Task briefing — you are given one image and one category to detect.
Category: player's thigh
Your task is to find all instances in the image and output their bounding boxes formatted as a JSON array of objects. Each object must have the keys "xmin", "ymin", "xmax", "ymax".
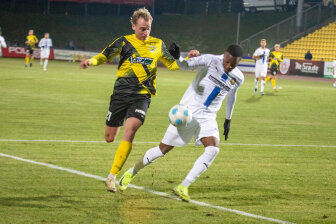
[
  {"xmin": 195, "ymin": 118, "xmax": 219, "ymax": 146},
  {"xmin": 41, "ymin": 50, "xmax": 50, "ymax": 59},
  {"xmin": 122, "ymin": 117, "xmax": 143, "ymax": 142},
  {"xmin": 255, "ymin": 66, "xmax": 261, "ymax": 78},
  {"xmin": 260, "ymin": 67, "xmax": 268, "ymax": 78},
  {"xmin": 161, "ymin": 119, "xmax": 199, "ymax": 147},
  {"xmin": 105, "ymin": 93, "xmax": 129, "ymax": 128},
  {"xmin": 126, "ymin": 94, "xmax": 151, "ymax": 125}
]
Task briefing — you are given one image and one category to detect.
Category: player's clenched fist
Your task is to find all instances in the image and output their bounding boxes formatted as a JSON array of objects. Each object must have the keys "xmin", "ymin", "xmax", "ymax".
[
  {"xmin": 80, "ymin": 59, "xmax": 91, "ymax": 69},
  {"xmin": 188, "ymin": 50, "xmax": 200, "ymax": 58}
]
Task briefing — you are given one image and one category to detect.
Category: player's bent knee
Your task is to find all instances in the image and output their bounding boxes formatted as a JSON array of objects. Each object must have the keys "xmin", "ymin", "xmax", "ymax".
[
  {"xmin": 105, "ymin": 134, "xmax": 116, "ymax": 143},
  {"xmin": 159, "ymin": 142, "xmax": 174, "ymax": 154}
]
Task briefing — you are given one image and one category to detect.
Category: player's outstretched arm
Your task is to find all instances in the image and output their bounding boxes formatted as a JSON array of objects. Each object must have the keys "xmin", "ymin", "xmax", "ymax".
[{"xmin": 169, "ymin": 42, "xmax": 208, "ymax": 70}]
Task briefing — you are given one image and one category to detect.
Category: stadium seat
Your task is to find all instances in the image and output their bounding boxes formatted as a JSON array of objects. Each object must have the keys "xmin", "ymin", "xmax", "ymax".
[{"xmin": 283, "ymin": 21, "xmax": 336, "ymax": 61}]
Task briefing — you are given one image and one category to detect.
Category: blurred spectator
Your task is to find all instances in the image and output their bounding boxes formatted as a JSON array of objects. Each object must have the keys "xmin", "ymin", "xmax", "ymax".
[
  {"xmin": 68, "ymin": 41, "xmax": 75, "ymax": 50},
  {"xmin": 0, "ymin": 30, "xmax": 7, "ymax": 57},
  {"xmin": 305, "ymin": 50, "xmax": 312, "ymax": 60}
]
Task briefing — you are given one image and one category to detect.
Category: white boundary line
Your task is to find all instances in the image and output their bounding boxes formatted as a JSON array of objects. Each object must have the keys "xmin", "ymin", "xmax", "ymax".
[
  {"xmin": 0, "ymin": 152, "xmax": 293, "ymax": 224},
  {"xmin": 0, "ymin": 139, "xmax": 335, "ymax": 148}
]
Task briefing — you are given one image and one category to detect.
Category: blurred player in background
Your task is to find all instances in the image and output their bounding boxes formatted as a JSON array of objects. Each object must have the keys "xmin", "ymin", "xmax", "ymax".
[
  {"xmin": 118, "ymin": 43, "xmax": 244, "ymax": 202},
  {"xmin": 80, "ymin": 8, "xmax": 198, "ymax": 193},
  {"xmin": 25, "ymin": 29, "xmax": 38, "ymax": 67},
  {"xmin": 253, "ymin": 39, "xmax": 270, "ymax": 95},
  {"xmin": 266, "ymin": 44, "xmax": 283, "ymax": 92},
  {"xmin": 0, "ymin": 30, "xmax": 7, "ymax": 57},
  {"xmin": 333, "ymin": 55, "xmax": 336, "ymax": 88},
  {"xmin": 39, "ymin": 33, "xmax": 53, "ymax": 71}
]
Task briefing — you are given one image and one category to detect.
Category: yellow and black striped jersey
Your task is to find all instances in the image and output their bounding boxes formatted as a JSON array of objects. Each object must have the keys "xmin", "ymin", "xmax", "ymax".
[
  {"xmin": 269, "ymin": 51, "xmax": 283, "ymax": 69},
  {"xmin": 26, "ymin": 35, "xmax": 38, "ymax": 49},
  {"xmin": 90, "ymin": 34, "xmax": 179, "ymax": 96}
]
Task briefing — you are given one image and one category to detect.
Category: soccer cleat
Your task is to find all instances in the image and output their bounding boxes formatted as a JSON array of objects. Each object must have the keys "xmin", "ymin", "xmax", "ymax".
[
  {"xmin": 173, "ymin": 185, "xmax": 190, "ymax": 202},
  {"xmin": 105, "ymin": 177, "xmax": 117, "ymax": 192},
  {"xmin": 273, "ymin": 88, "xmax": 278, "ymax": 92},
  {"xmin": 260, "ymin": 92, "xmax": 264, "ymax": 96},
  {"xmin": 254, "ymin": 88, "xmax": 257, "ymax": 94},
  {"xmin": 118, "ymin": 170, "xmax": 134, "ymax": 191}
]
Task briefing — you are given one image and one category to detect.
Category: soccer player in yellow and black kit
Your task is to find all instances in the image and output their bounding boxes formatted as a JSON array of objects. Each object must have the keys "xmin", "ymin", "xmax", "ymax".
[
  {"xmin": 25, "ymin": 29, "xmax": 38, "ymax": 67},
  {"xmin": 266, "ymin": 44, "xmax": 283, "ymax": 91},
  {"xmin": 80, "ymin": 8, "xmax": 199, "ymax": 192}
]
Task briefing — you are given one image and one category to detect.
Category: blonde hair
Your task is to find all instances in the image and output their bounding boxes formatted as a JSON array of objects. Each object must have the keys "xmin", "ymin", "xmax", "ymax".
[
  {"xmin": 130, "ymin": 8, "xmax": 153, "ymax": 25},
  {"xmin": 274, "ymin": 44, "xmax": 280, "ymax": 48}
]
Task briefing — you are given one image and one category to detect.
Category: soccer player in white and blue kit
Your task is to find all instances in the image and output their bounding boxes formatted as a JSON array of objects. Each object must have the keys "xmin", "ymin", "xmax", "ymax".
[
  {"xmin": 117, "ymin": 44, "xmax": 244, "ymax": 201},
  {"xmin": 38, "ymin": 33, "xmax": 53, "ymax": 71},
  {"xmin": 253, "ymin": 39, "xmax": 270, "ymax": 95}
]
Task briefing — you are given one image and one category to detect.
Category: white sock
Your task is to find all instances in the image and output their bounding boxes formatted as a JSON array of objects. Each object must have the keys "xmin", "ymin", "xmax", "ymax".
[
  {"xmin": 254, "ymin": 79, "xmax": 258, "ymax": 90},
  {"xmin": 129, "ymin": 146, "xmax": 164, "ymax": 176},
  {"xmin": 261, "ymin": 80, "xmax": 266, "ymax": 92},
  {"xmin": 43, "ymin": 60, "xmax": 48, "ymax": 70},
  {"xmin": 181, "ymin": 146, "xmax": 219, "ymax": 188},
  {"xmin": 108, "ymin": 173, "xmax": 116, "ymax": 180}
]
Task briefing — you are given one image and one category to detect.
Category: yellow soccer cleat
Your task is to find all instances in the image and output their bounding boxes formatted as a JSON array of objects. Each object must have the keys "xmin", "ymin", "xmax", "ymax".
[
  {"xmin": 105, "ymin": 177, "xmax": 117, "ymax": 193},
  {"xmin": 118, "ymin": 170, "xmax": 134, "ymax": 191},
  {"xmin": 173, "ymin": 185, "xmax": 190, "ymax": 202}
]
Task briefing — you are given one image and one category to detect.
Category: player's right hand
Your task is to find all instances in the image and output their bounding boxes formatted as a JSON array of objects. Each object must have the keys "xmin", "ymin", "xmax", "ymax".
[
  {"xmin": 169, "ymin": 42, "xmax": 181, "ymax": 60},
  {"xmin": 80, "ymin": 59, "xmax": 91, "ymax": 69},
  {"xmin": 223, "ymin": 119, "xmax": 231, "ymax": 141}
]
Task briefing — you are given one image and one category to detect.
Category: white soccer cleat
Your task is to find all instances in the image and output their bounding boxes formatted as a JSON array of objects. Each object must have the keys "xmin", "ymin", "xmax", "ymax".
[{"xmin": 105, "ymin": 177, "xmax": 117, "ymax": 192}]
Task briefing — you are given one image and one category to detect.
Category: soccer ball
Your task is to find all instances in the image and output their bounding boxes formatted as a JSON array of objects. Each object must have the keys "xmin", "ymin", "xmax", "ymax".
[{"xmin": 168, "ymin": 104, "xmax": 192, "ymax": 127}]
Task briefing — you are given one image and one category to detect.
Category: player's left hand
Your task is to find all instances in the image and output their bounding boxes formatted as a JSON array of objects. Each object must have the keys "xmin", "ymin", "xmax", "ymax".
[
  {"xmin": 187, "ymin": 50, "xmax": 200, "ymax": 58},
  {"xmin": 169, "ymin": 42, "xmax": 181, "ymax": 59},
  {"xmin": 223, "ymin": 119, "xmax": 231, "ymax": 141}
]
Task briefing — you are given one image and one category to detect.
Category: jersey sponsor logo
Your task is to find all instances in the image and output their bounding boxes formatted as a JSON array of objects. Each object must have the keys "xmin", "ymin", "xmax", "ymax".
[
  {"xmin": 135, "ymin": 109, "xmax": 146, "ymax": 116},
  {"xmin": 208, "ymin": 75, "xmax": 233, "ymax": 92},
  {"xmin": 149, "ymin": 45, "xmax": 156, "ymax": 52},
  {"xmin": 129, "ymin": 56, "xmax": 153, "ymax": 65}
]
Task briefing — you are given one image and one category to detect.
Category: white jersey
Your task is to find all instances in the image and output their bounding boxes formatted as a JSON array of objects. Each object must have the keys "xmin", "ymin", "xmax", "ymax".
[
  {"xmin": 0, "ymin": 35, "xmax": 7, "ymax": 56},
  {"xmin": 177, "ymin": 54, "xmax": 244, "ymax": 120},
  {"xmin": 253, "ymin": 47, "xmax": 270, "ymax": 68},
  {"xmin": 333, "ymin": 60, "xmax": 336, "ymax": 77},
  {"xmin": 39, "ymin": 38, "xmax": 52, "ymax": 50}
]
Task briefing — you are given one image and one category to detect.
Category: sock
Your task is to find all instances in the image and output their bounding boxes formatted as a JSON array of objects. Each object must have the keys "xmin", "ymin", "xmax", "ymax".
[
  {"xmin": 43, "ymin": 60, "xmax": 48, "ymax": 70},
  {"xmin": 261, "ymin": 80, "xmax": 266, "ymax": 92},
  {"xmin": 181, "ymin": 146, "xmax": 219, "ymax": 188},
  {"xmin": 265, "ymin": 76, "xmax": 271, "ymax": 82},
  {"xmin": 30, "ymin": 57, "xmax": 34, "ymax": 63},
  {"xmin": 25, "ymin": 57, "xmax": 29, "ymax": 65},
  {"xmin": 129, "ymin": 146, "xmax": 164, "ymax": 176},
  {"xmin": 254, "ymin": 79, "xmax": 258, "ymax": 90},
  {"xmin": 108, "ymin": 173, "xmax": 116, "ymax": 180},
  {"xmin": 272, "ymin": 79, "xmax": 276, "ymax": 88},
  {"xmin": 110, "ymin": 140, "xmax": 133, "ymax": 176}
]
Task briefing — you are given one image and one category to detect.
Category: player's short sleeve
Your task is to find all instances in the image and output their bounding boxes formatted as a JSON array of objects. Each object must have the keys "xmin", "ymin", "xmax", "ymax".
[{"xmin": 253, "ymin": 49, "xmax": 259, "ymax": 56}]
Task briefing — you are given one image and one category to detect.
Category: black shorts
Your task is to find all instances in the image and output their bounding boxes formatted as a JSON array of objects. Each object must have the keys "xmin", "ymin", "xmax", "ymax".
[
  {"xmin": 270, "ymin": 63, "xmax": 278, "ymax": 75},
  {"xmin": 106, "ymin": 93, "xmax": 151, "ymax": 127},
  {"xmin": 26, "ymin": 47, "xmax": 34, "ymax": 55}
]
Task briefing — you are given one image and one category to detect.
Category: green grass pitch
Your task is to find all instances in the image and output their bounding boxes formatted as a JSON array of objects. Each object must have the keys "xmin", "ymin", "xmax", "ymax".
[{"xmin": 0, "ymin": 58, "xmax": 336, "ymax": 223}]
